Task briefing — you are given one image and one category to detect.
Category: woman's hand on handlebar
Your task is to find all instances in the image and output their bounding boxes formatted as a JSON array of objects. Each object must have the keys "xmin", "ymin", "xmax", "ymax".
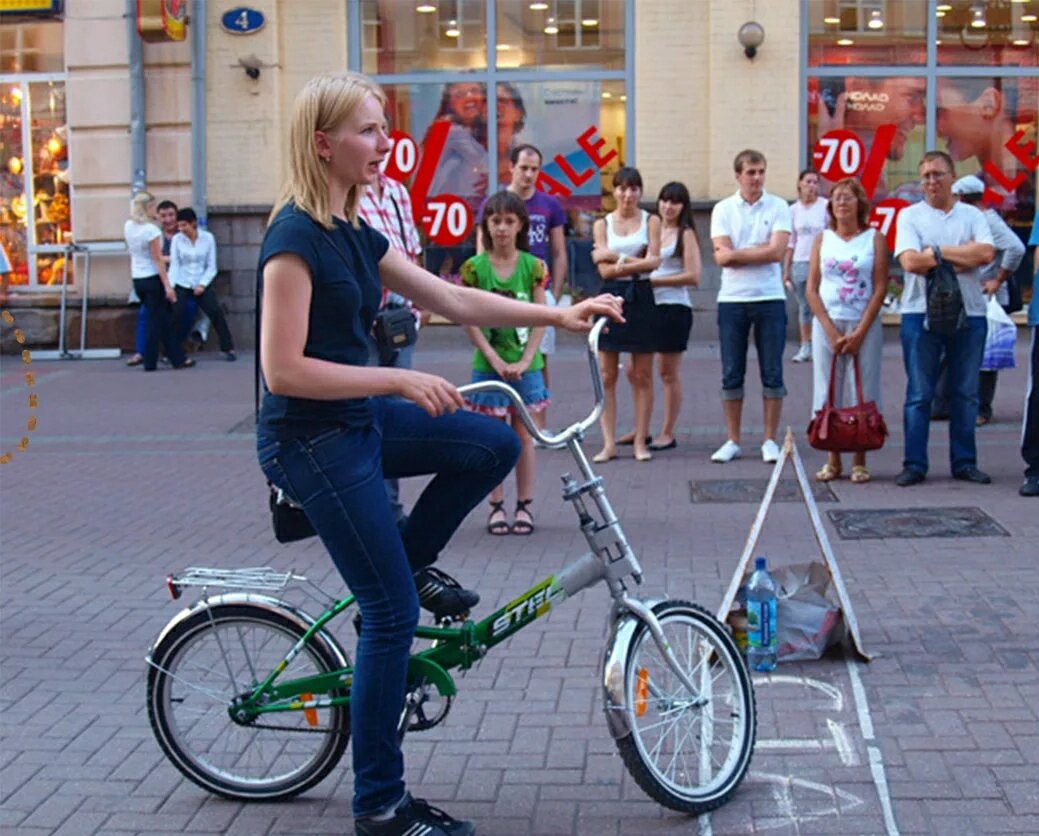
[
  {"xmin": 396, "ymin": 370, "xmax": 465, "ymax": 417},
  {"xmin": 557, "ymin": 293, "xmax": 625, "ymax": 333}
]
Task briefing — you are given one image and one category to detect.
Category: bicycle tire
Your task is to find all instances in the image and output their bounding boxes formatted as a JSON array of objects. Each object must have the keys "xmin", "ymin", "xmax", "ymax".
[
  {"xmin": 147, "ymin": 603, "xmax": 350, "ymax": 801},
  {"xmin": 615, "ymin": 600, "xmax": 756, "ymax": 814}
]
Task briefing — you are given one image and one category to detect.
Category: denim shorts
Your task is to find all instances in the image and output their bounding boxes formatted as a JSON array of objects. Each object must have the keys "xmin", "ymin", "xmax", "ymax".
[
  {"xmin": 465, "ymin": 368, "xmax": 550, "ymax": 417},
  {"xmin": 717, "ymin": 299, "xmax": 787, "ymax": 400}
]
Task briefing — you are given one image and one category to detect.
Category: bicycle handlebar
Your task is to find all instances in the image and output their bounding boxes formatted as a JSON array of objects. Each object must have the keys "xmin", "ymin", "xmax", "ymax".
[{"xmin": 457, "ymin": 316, "xmax": 609, "ymax": 449}]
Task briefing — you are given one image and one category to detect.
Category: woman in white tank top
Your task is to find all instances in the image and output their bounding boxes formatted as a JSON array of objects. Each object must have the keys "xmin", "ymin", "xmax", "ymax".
[
  {"xmin": 805, "ymin": 177, "xmax": 888, "ymax": 484},
  {"xmin": 644, "ymin": 181, "xmax": 701, "ymax": 451},
  {"xmin": 590, "ymin": 167, "xmax": 661, "ymax": 463}
]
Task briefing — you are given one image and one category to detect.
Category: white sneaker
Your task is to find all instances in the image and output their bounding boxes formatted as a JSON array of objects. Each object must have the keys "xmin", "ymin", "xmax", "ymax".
[
  {"xmin": 711, "ymin": 440, "xmax": 742, "ymax": 463},
  {"xmin": 791, "ymin": 344, "xmax": 811, "ymax": 363},
  {"xmin": 761, "ymin": 439, "xmax": 781, "ymax": 463}
]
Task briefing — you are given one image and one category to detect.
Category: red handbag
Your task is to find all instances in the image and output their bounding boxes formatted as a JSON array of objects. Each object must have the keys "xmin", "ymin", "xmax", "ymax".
[{"xmin": 806, "ymin": 353, "xmax": 888, "ymax": 453}]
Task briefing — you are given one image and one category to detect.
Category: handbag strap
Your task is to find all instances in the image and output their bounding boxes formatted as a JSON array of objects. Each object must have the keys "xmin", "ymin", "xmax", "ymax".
[{"xmin": 826, "ymin": 349, "xmax": 868, "ymax": 408}]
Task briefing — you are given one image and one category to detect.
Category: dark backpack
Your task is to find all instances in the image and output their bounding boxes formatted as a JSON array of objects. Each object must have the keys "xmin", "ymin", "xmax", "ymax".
[{"xmin": 924, "ymin": 246, "xmax": 966, "ymax": 335}]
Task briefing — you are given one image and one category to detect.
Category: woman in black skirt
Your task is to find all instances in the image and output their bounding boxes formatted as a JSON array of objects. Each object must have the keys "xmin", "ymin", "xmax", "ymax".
[
  {"xmin": 591, "ymin": 167, "xmax": 661, "ymax": 462},
  {"xmin": 645, "ymin": 181, "xmax": 700, "ymax": 450}
]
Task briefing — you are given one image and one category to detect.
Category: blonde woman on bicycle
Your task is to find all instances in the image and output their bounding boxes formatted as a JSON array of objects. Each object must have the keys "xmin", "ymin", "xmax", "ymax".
[{"xmin": 257, "ymin": 72, "xmax": 622, "ymax": 836}]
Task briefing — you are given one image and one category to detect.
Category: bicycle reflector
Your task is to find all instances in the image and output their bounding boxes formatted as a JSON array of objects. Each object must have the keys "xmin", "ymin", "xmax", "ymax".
[
  {"xmin": 301, "ymin": 694, "xmax": 318, "ymax": 727},
  {"xmin": 635, "ymin": 668, "xmax": 650, "ymax": 718},
  {"xmin": 165, "ymin": 574, "xmax": 182, "ymax": 600}
]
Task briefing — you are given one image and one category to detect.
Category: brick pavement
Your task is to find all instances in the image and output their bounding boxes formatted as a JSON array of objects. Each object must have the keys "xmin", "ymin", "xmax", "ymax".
[{"xmin": 2, "ymin": 325, "xmax": 1037, "ymax": 835}]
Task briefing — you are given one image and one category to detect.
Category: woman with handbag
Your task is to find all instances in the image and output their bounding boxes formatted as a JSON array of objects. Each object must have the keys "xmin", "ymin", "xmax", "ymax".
[
  {"xmin": 805, "ymin": 177, "xmax": 888, "ymax": 484},
  {"xmin": 257, "ymin": 72, "xmax": 622, "ymax": 836}
]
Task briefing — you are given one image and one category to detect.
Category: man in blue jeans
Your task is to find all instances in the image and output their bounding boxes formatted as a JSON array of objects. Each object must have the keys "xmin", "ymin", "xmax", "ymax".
[
  {"xmin": 894, "ymin": 151, "xmax": 995, "ymax": 486},
  {"xmin": 1022, "ymin": 215, "xmax": 1039, "ymax": 497},
  {"xmin": 709, "ymin": 149, "xmax": 792, "ymax": 464}
]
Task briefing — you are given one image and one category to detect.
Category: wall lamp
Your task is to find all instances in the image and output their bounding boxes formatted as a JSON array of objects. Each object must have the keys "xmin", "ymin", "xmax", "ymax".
[{"xmin": 738, "ymin": 21, "xmax": 766, "ymax": 60}]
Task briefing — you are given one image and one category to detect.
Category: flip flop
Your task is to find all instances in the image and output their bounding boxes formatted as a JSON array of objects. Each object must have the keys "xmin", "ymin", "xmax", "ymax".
[
  {"xmin": 487, "ymin": 500, "xmax": 509, "ymax": 536},
  {"xmin": 648, "ymin": 439, "xmax": 677, "ymax": 451},
  {"xmin": 511, "ymin": 499, "xmax": 534, "ymax": 535}
]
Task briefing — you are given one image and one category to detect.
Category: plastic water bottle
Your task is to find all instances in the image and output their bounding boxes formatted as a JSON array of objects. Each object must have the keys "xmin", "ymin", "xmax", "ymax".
[{"xmin": 746, "ymin": 557, "xmax": 778, "ymax": 672}]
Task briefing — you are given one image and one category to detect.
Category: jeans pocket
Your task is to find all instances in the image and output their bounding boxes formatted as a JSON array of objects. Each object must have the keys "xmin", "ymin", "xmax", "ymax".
[{"xmin": 304, "ymin": 425, "xmax": 347, "ymax": 453}]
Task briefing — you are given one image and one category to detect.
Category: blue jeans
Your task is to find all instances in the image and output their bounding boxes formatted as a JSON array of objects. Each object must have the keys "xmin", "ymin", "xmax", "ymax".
[
  {"xmin": 900, "ymin": 314, "xmax": 986, "ymax": 475},
  {"xmin": 257, "ymin": 398, "xmax": 519, "ymax": 817},
  {"xmin": 367, "ymin": 333, "xmax": 417, "ymax": 523},
  {"xmin": 717, "ymin": 300, "xmax": 787, "ymax": 400}
]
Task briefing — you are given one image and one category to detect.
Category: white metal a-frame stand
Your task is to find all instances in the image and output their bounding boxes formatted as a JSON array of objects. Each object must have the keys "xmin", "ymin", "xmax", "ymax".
[{"xmin": 716, "ymin": 427, "xmax": 871, "ymax": 661}]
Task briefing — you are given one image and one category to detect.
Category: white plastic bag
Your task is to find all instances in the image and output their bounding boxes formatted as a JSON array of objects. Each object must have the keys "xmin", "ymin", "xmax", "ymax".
[
  {"xmin": 772, "ymin": 563, "xmax": 845, "ymax": 662},
  {"xmin": 982, "ymin": 295, "xmax": 1016, "ymax": 371}
]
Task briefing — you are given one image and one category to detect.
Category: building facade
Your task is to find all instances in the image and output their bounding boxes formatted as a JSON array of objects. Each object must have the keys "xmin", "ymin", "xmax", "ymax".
[{"xmin": 1, "ymin": 0, "xmax": 1035, "ymax": 347}]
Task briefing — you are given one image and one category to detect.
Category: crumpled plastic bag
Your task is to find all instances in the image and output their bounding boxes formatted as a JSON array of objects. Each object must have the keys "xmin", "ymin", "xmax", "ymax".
[
  {"xmin": 772, "ymin": 562, "xmax": 845, "ymax": 662},
  {"xmin": 981, "ymin": 295, "xmax": 1016, "ymax": 371}
]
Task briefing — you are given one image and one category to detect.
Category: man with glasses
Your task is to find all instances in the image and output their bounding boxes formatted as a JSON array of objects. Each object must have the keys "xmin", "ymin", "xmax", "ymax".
[{"xmin": 894, "ymin": 151, "xmax": 995, "ymax": 487}]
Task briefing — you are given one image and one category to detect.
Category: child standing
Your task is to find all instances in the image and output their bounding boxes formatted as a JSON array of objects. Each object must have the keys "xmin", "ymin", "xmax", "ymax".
[{"xmin": 462, "ymin": 191, "xmax": 550, "ymax": 536}]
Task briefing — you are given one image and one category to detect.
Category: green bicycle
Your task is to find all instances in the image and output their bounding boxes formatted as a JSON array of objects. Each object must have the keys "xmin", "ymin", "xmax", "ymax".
[{"xmin": 145, "ymin": 318, "xmax": 756, "ymax": 815}]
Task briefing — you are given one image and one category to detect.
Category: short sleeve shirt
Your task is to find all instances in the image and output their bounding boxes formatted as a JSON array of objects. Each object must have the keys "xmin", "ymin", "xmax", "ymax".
[
  {"xmin": 257, "ymin": 204, "xmax": 389, "ymax": 438},
  {"xmin": 478, "ymin": 189, "xmax": 566, "ymax": 264},
  {"xmin": 710, "ymin": 190, "xmax": 792, "ymax": 302},
  {"xmin": 124, "ymin": 220, "xmax": 162, "ymax": 278},
  {"xmin": 894, "ymin": 200, "xmax": 994, "ymax": 317},
  {"xmin": 788, "ymin": 199, "xmax": 828, "ymax": 263},
  {"xmin": 460, "ymin": 251, "xmax": 547, "ymax": 373}
]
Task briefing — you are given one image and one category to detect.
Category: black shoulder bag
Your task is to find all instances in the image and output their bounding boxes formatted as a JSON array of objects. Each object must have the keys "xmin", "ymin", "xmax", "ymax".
[
  {"xmin": 369, "ymin": 197, "xmax": 417, "ymax": 366},
  {"xmin": 255, "ymin": 258, "xmax": 317, "ymax": 544},
  {"xmin": 924, "ymin": 245, "xmax": 966, "ymax": 335}
]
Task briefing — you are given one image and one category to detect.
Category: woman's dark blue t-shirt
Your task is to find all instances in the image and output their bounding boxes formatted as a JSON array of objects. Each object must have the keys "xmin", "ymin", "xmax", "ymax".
[{"xmin": 257, "ymin": 203, "xmax": 389, "ymax": 438}]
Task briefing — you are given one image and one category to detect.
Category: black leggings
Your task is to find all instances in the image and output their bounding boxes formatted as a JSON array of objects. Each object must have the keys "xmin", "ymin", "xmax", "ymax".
[{"xmin": 132, "ymin": 276, "xmax": 185, "ymax": 370}]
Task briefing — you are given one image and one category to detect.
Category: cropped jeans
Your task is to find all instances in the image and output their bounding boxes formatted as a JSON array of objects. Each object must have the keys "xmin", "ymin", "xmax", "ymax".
[
  {"xmin": 900, "ymin": 313, "xmax": 986, "ymax": 475},
  {"xmin": 257, "ymin": 397, "xmax": 519, "ymax": 818},
  {"xmin": 717, "ymin": 300, "xmax": 788, "ymax": 400}
]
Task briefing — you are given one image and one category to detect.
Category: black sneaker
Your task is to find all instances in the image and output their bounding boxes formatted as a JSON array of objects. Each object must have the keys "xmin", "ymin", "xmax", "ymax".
[
  {"xmin": 355, "ymin": 793, "xmax": 474, "ymax": 836},
  {"xmin": 413, "ymin": 567, "xmax": 479, "ymax": 620}
]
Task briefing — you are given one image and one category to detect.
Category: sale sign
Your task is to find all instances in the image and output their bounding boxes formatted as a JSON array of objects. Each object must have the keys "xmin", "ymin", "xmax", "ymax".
[
  {"xmin": 813, "ymin": 130, "xmax": 865, "ymax": 182},
  {"xmin": 868, "ymin": 198, "xmax": 910, "ymax": 250}
]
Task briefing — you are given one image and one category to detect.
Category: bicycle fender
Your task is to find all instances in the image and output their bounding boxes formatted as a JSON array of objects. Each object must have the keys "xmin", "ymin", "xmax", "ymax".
[
  {"xmin": 407, "ymin": 656, "xmax": 457, "ymax": 699},
  {"xmin": 146, "ymin": 592, "xmax": 350, "ymax": 673},
  {"xmin": 601, "ymin": 598, "xmax": 666, "ymax": 741}
]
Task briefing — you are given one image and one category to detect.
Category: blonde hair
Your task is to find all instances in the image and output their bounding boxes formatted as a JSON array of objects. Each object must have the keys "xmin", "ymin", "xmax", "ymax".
[
  {"xmin": 129, "ymin": 190, "xmax": 154, "ymax": 224},
  {"xmin": 269, "ymin": 72, "xmax": 386, "ymax": 230}
]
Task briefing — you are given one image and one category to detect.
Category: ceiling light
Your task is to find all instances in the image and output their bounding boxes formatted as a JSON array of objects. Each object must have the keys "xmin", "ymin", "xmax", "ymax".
[
  {"xmin": 936, "ymin": 9, "xmax": 947, "ymax": 16},
  {"xmin": 496, "ymin": 43, "xmax": 511, "ymax": 50},
  {"xmin": 1013, "ymin": 38, "xmax": 1030, "ymax": 45},
  {"xmin": 529, "ymin": 1, "xmax": 548, "ymax": 9},
  {"xmin": 935, "ymin": 38, "xmax": 943, "ymax": 44},
  {"xmin": 544, "ymin": 24, "xmax": 559, "ymax": 34},
  {"xmin": 971, "ymin": 4, "xmax": 987, "ymax": 27},
  {"xmin": 1010, "ymin": 0, "xmax": 1029, "ymax": 4},
  {"xmin": 619, "ymin": 94, "xmax": 627, "ymax": 101},
  {"xmin": 445, "ymin": 26, "xmax": 461, "ymax": 37},
  {"xmin": 867, "ymin": 9, "xmax": 884, "ymax": 29},
  {"xmin": 602, "ymin": 92, "xmax": 612, "ymax": 99},
  {"xmin": 823, "ymin": 15, "xmax": 840, "ymax": 24},
  {"xmin": 416, "ymin": 3, "xmax": 436, "ymax": 12},
  {"xmin": 937, "ymin": 3, "xmax": 952, "ymax": 9},
  {"xmin": 581, "ymin": 18, "xmax": 598, "ymax": 27},
  {"xmin": 837, "ymin": 38, "xmax": 854, "ymax": 45},
  {"xmin": 1023, "ymin": 13, "xmax": 1038, "ymax": 21}
]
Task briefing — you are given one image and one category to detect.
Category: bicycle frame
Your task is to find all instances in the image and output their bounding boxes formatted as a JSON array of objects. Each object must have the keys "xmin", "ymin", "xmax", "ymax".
[{"xmin": 159, "ymin": 318, "xmax": 705, "ymax": 727}]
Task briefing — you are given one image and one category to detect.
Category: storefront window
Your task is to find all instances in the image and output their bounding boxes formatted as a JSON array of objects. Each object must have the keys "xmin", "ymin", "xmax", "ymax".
[
  {"xmin": 937, "ymin": 75, "xmax": 1038, "ymax": 217},
  {"xmin": 937, "ymin": 0, "xmax": 1039, "ymax": 67},
  {"xmin": 807, "ymin": 0, "xmax": 928, "ymax": 65},
  {"xmin": 0, "ymin": 21, "xmax": 64, "ymax": 74},
  {"xmin": 495, "ymin": 0, "xmax": 625, "ymax": 70},
  {"xmin": 0, "ymin": 80, "xmax": 71, "ymax": 290},
  {"xmin": 806, "ymin": 75, "xmax": 928, "ymax": 201},
  {"xmin": 361, "ymin": 0, "xmax": 487, "ymax": 74}
]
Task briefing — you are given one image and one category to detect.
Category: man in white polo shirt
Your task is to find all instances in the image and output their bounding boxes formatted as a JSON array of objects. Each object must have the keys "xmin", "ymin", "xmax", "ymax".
[
  {"xmin": 894, "ymin": 150, "xmax": 994, "ymax": 487},
  {"xmin": 709, "ymin": 149, "xmax": 792, "ymax": 464}
]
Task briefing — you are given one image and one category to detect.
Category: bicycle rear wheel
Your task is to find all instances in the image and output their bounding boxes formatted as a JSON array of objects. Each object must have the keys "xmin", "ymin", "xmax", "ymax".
[
  {"xmin": 147, "ymin": 603, "xmax": 350, "ymax": 801},
  {"xmin": 615, "ymin": 600, "xmax": 755, "ymax": 814}
]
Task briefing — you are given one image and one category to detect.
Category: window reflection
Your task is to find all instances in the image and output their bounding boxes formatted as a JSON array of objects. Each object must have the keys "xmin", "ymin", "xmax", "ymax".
[
  {"xmin": 936, "ymin": 0, "xmax": 1039, "ymax": 67},
  {"xmin": 807, "ymin": 0, "xmax": 927, "ymax": 65},
  {"xmin": 496, "ymin": 0, "xmax": 624, "ymax": 70},
  {"xmin": 361, "ymin": 0, "xmax": 487, "ymax": 74}
]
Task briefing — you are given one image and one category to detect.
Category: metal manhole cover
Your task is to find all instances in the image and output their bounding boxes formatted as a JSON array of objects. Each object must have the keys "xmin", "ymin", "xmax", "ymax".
[
  {"xmin": 826, "ymin": 507, "xmax": 1009, "ymax": 540},
  {"xmin": 689, "ymin": 479, "xmax": 838, "ymax": 504}
]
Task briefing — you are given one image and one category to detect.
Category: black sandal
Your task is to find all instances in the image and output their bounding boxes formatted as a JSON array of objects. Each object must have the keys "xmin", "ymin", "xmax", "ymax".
[
  {"xmin": 487, "ymin": 500, "xmax": 509, "ymax": 536},
  {"xmin": 511, "ymin": 499, "xmax": 534, "ymax": 535}
]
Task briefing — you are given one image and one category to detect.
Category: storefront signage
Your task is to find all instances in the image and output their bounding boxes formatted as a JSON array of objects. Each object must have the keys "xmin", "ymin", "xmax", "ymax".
[
  {"xmin": 380, "ymin": 122, "xmax": 620, "ymax": 246},
  {"xmin": 0, "ymin": 0, "xmax": 62, "ymax": 14},
  {"xmin": 137, "ymin": 0, "xmax": 188, "ymax": 43},
  {"xmin": 869, "ymin": 198, "xmax": 909, "ymax": 250},
  {"xmin": 220, "ymin": 7, "xmax": 265, "ymax": 35},
  {"xmin": 983, "ymin": 129, "xmax": 1038, "ymax": 205}
]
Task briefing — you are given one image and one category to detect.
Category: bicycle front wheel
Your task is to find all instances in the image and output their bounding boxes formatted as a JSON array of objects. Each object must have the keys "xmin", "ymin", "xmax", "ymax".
[
  {"xmin": 615, "ymin": 600, "xmax": 756, "ymax": 814},
  {"xmin": 146, "ymin": 603, "xmax": 350, "ymax": 801}
]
